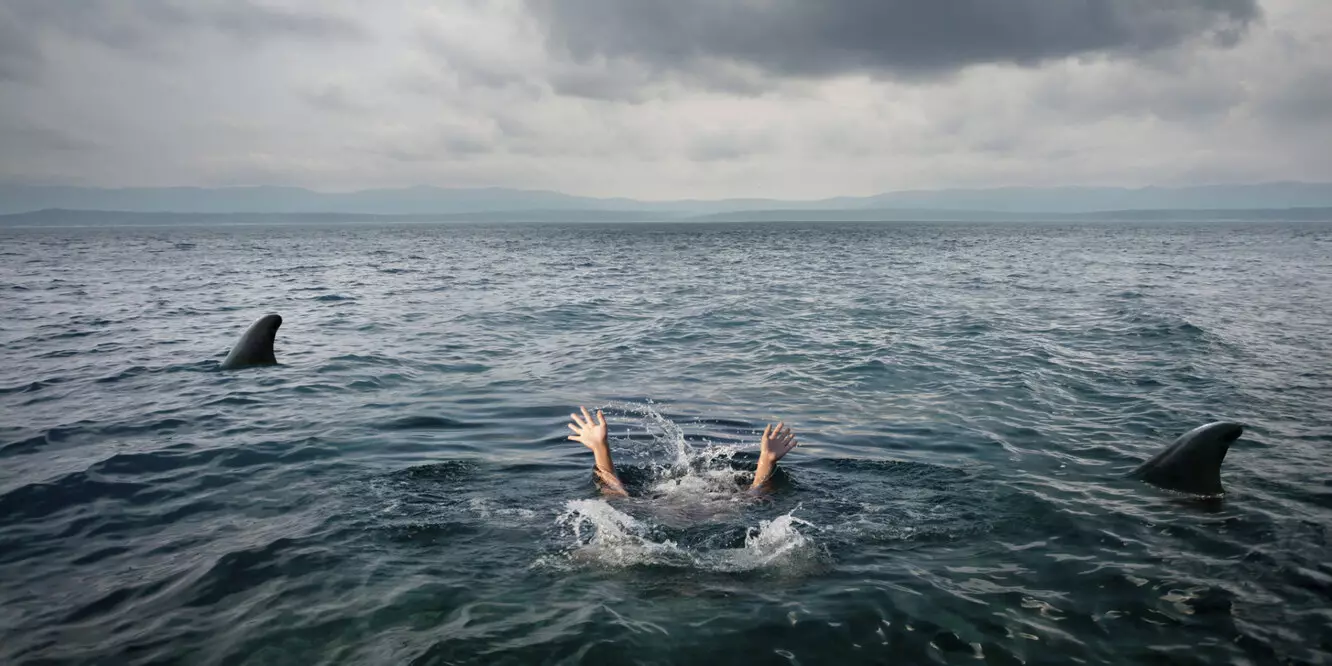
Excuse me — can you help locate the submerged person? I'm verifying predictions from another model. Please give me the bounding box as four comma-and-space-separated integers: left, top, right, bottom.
565, 406, 800, 497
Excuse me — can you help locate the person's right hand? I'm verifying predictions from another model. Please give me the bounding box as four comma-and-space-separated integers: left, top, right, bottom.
567, 407, 609, 452
759, 422, 798, 463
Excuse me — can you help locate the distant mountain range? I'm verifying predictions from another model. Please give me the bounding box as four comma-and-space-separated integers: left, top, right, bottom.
4, 206, 1331, 228
3, 182, 1332, 217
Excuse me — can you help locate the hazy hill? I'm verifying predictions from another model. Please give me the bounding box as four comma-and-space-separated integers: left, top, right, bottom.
4, 206, 1330, 227
3, 182, 1332, 216
688, 207, 1332, 223
0, 208, 674, 226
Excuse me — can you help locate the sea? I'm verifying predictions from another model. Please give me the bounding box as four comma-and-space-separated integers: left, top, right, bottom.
1, 219, 1330, 665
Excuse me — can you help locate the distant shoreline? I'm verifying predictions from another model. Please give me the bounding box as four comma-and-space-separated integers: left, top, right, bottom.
2, 206, 1331, 228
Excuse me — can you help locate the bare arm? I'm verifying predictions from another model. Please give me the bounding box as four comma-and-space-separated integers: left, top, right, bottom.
567, 407, 628, 497
750, 422, 798, 493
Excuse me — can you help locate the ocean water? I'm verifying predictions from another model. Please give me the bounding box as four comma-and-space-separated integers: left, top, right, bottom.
2, 220, 1331, 665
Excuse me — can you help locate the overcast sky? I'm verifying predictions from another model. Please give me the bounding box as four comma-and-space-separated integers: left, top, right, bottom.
1, 0, 1329, 199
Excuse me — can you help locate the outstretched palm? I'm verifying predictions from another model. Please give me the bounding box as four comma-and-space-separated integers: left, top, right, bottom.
751, 421, 798, 492
567, 407, 609, 451
567, 406, 626, 497
760, 422, 798, 462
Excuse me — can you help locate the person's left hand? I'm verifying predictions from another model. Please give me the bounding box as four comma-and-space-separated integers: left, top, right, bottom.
567, 407, 609, 452
759, 422, 798, 463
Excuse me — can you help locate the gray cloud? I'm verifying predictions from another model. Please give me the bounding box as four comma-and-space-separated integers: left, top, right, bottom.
0, 121, 99, 153
687, 129, 777, 163
1, 0, 1328, 198
0, 0, 363, 82
0, 4, 42, 81
1262, 67, 1332, 125
528, 0, 1261, 84
1026, 57, 1248, 123
360, 118, 504, 164
302, 84, 365, 114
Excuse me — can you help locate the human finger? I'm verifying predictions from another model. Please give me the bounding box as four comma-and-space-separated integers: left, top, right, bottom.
568, 423, 581, 434
581, 406, 594, 426
762, 423, 772, 439
570, 412, 586, 427
596, 410, 606, 427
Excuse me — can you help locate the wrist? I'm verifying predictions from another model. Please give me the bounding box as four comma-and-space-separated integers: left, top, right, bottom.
750, 465, 773, 489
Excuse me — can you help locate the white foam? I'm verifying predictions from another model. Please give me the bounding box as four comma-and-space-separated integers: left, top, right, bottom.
467, 497, 538, 522
536, 403, 827, 574
544, 499, 823, 574
603, 399, 694, 469
700, 510, 822, 573
550, 498, 692, 569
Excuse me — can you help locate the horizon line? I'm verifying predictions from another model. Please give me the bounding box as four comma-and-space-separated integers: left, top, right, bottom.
2, 179, 1330, 205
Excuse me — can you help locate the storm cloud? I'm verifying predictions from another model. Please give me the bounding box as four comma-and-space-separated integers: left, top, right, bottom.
0, 0, 1327, 198
0, 0, 363, 82
529, 0, 1261, 83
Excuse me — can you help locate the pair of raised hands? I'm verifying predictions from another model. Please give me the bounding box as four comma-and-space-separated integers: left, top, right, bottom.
566, 407, 799, 463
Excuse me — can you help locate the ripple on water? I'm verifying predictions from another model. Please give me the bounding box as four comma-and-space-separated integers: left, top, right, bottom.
1, 221, 1330, 665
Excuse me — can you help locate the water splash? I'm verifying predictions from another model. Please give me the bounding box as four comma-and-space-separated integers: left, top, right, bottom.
605, 399, 703, 471
699, 510, 822, 574
541, 404, 823, 574
550, 498, 692, 569
546, 498, 822, 574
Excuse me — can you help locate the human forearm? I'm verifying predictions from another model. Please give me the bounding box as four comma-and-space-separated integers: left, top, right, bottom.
590, 444, 615, 472
568, 407, 627, 496
591, 445, 628, 496
749, 454, 777, 492
750, 422, 798, 493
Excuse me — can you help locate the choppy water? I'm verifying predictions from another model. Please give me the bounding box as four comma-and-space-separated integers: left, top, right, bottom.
2, 220, 1331, 665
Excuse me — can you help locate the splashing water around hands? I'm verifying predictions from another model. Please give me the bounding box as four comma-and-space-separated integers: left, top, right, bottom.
568, 407, 799, 496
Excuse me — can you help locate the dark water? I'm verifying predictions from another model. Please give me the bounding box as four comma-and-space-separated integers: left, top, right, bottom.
2, 220, 1331, 665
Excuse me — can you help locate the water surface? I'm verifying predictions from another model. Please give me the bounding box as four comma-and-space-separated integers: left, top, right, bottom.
2, 220, 1331, 665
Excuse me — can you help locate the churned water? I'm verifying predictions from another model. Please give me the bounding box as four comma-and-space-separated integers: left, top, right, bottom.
2, 220, 1331, 665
